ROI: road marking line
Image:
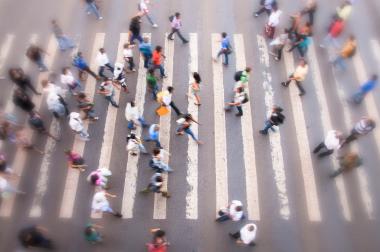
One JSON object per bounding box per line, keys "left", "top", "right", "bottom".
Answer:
{"left": 185, "top": 33, "right": 199, "bottom": 219}
{"left": 309, "top": 43, "right": 351, "bottom": 221}
{"left": 91, "top": 33, "right": 128, "bottom": 219}
{"left": 234, "top": 34, "right": 260, "bottom": 220}
{"left": 0, "top": 35, "right": 58, "bottom": 217}
{"left": 283, "top": 49, "right": 321, "bottom": 221}
{"left": 122, "top": 33, "right": 151, "bottom": 219}
{"left": 257, "top": 35, "right": 288, "bottom": 220}
{"left": 0, "top": 34, "right": 15, "bottom": 74}
{"left": 153, "top": 33, "right": 174, "bottom": 219}
{"left": 60, "top": 33, "right": 105, "bottom": 218}
{"left": 211, "top": 33, "right": 228, "bottom": 214}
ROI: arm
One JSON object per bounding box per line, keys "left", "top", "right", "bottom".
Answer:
{"left": 105, "top": 192, "right": 117, "bottom": 198}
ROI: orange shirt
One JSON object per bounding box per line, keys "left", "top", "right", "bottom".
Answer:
{"left": 152, "top": 50, "right": 161, "bottom": 65}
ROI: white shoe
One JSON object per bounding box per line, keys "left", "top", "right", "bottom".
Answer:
{"left": 153, "top": 24, "right": 158, "bottom": 28}
{"left": 98, "top": 17, "right": 103, "bottom": 20}
{"left": 87, "top": 12, "right": 91, "bottom": 15}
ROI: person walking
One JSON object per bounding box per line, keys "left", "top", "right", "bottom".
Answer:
{"left": 229, "top": 223, "right": 257, "bottom": 246}
{"left": 91, "top": 189, "right": 122, "bottom": 217}
{"left": 341, "top": 117, "right": 376, "bottom": 146}
{"left": 225, "top": 87, "right": 248, "bottom": 117}
{"left": 138, "top": 0, "right": 158, "bottom": 28}
{"left": 64, "top": 149, "right": 87, "bottom": 171}
{"left": 313, "top": 130, "right": 343, "bottom": 158}
{"left": 73, "top": 52, "right": 99, "bottom": 80}
{"left": 87, "top": 167, "right": 112, "bottom": 188}
{"left": 96, "top": 48, "right": 114, "bottom": 79}
{"left": 144, "top": 124, "right": 162, "bottom": 149}
{"left": 97, "top": 79, "right": 120, "bottom": 108}
{"left": 189, "top": 72, "right": 201, "bottom": 105}
{"left": 12, "top": 88, "right": 36, "bottom": 113}
{"left": 216, "top": 200, "right": 244, "bottom": 222}
{"left": 51, "top": 20, "right": 75, "bottom": 51}
{"left": 287, "top": 35, "right": 312, "bottom": 58}
{"left": 69, "top": 112, "right": 90, "bottom": 141}
{"left": 147, "top": 68, "right": 159, "bottom": 99}
{"left": 156, "top": 86, "right": 182, "bottom": 116}
{"left": 113, "top": 62, "right": 128, "bottom": 92}
{"left": 281, "top": 58, "right": 308, "bottom": 96}
{"left": 125, "top": 101, "right": 148, "bottom": 130}
{"left": 167, "top": 12, "right": 188, "bottom": 44}
{"left": 350, "top": 74, "right": 378, "bottom": 104}
{"left": 0, "top": 176, "right": 25, "bottom": 197}
{"left": 146, "top": 228, "right": 170, "bottom": 252}
{"left": 126, "top": 133, "right": 148, "bottom": 156}
{"left": 139, "top": 36, "right": 153, "bottom": 69}
{"left": 61, "top": 67, "right": 83, "bottom": 95}
{"left": 76, "top": 92, "right": 99, "bottom": 121}
{"left": 332, "top": 35, "right": 356, "bottom": 71}
{"left": 84, "top": 223, "right": 103, "bottom": 244}
{"left": 254, "top": 0, "right": 275, "bottom": 17}
{"left": 26, "top": 45, "right": 48, "bottom": 72}
{"left": 129, "top": 14, "right": 143, "bottom": 44}
{"left": 123, "top": 43, "right": 136, "bottom": 72}
{"left": 152, "top": 46, "right": 167, "bottom": 78}
{"left": 214, "top": 32, "right": 232, "bottom": 66}
{"left": 259, "top": 106, "right": 285, "bottom": 135}
{"left": 85, "top": 0, "right": 103, "bottom": 20}
{"left": 269, "top": 31, "right": 289, "bottom": 61}
{"left": 176, "top": 114, "right": 203, "bottom": 144}
{"left": 28, "top": 111, "right": 60, "bottom": 141}
{"left": 264, "top": 3, "right": 282, "bottom": 39}
{"left": 150, "top": 148, "right": 172, "bottom": 172}
{"left": 330, "top": 152, "right": 362, "bottom": 178}
{"left": 46, "top": 88, "right": 69, "bottom": 119}
{"left": 320, "top": 17, "right": 345, "bottom": 49}
{"left": 18, "top": 225, "right": 54, "bottom": 250}
{"left": 8, "top": 68, "right": 41, "bottom": 95}
{"left": 140, "top": 172, "right": 171, "bottom": 198}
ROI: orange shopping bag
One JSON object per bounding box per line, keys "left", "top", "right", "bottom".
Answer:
{"left": 156, "top": 106, "right": 169, "bottom": 116}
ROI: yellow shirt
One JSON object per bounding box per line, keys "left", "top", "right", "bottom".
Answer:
{"left": 337, "top": 5, "right": 352, "bottom": 20}
{"left": 293, "top": 65, "right": 309, "bottom": 82}
{"left": 340, "top": 40, "right": 356, "bottom": 58}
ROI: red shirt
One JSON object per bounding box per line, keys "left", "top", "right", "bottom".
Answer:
{"left": 329, "top": 20, "right": 344, "bottom": 37}
{"left": 152, "top": 51, "right": 161, "bottom": 65}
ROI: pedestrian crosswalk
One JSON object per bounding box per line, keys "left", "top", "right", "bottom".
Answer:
{"left": 0, "top": 32, "right": 380, "bottom": 224}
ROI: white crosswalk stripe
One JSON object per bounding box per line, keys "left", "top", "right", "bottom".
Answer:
{"left": 0, "top": 34, "right": 15, "bottom": 75}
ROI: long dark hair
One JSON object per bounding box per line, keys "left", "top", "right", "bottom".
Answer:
{"left": 193, "top": 72, "right": 201, "bottom": 83}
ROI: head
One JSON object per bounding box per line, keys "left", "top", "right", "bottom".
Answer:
{"left": 41, "top": 79, "right": 49, "bottom": 88}
{"left": 130, "top": 101, "right": 135, "bottom": 107}
{"left": 153, "top": 148, "right": 161, "bottom": 156}
{"left": 77, "top": 51, "right": 83, "bottom": 57}
{"left": 248, "top": 225, "right": 255, "bottom": 232}
{"left": 90, "top": 174, "right": 99, "bottom": 185}
{"left": 155, "top": 175, "right": 163, "bottom": 183}
{"left": 62, "top": 67, "right": 69, "bottom": 75}
{"left": 99, "top": 48, "right": 105, "bottom": 54}
{"left": 348, "top": 34, "right": 355, "bottom": 41}
{"left": 167, "top": 86, "right": 174, "bottom": 93}
{"left": 273, "top": 106, "right": 283, "bottom": 113}
{"left": 154, "top": 125, "right": 160, "bottom": 131}
{"left": 51, "top": 19, "right": 57, "bottom": 25}
{"left": 85, "top": 226, "right": 94, "bottom": 236}
{"left": 8, "top": 68, "right": 20, "bottom": 78}
{"left": 193, "top": 72, "right": 201, "bottom": 83}
{"left": 64, "top": 149, "right": 72, "bottom": 155}
{"left": 143, "top": 37, "right": 150, "bottom": 43}
{"left": 175, "top": 12, "right": 180, "bottom": 18}
{"left": 272, "top": 2, "right": 278, "bottom": 11}
{"left": 237, "top": 87, "right": 244, "bottom": 93}
{"left": 148, "top": 68, "right": 155, "bottom": 75}
{"left": 123, "top": 43, "right": 130, "bottom": 49}
{"left": 370, "top": 74, "right": 378, "bottom": 81}
{"left": 245, "top": 67, "right": 252, "bottom": 73}
{"left": 362, "top": 118, "right": 376, "bottom": 128}
{"left": 235, "top": 205, "right": 243, "bottom": 212}
{"left": 155, "top": 45, "right": 162, "bottom": 53}
{"left": 221, "top": 32, "right": 227, "bottom": 38}
{"left": 299, "top": 59, "right": 307, "bottom": 66}
{"left": 78, "top": 92, "right": 86, "bottom": 99}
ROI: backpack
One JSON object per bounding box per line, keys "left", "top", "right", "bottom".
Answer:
{"left": 169, "top": 15, "right": 174, "bottom": 22}
{"left": 234, "top": 71, "right": 243, "bottom": 82}
{"left": 28, "top": 116, "right": 44, "bottom": 130}
{"left": 149, "top": 159, "right": 163, "bottom": 172}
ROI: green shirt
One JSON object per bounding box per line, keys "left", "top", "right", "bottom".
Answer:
{"left": 240, "top": 71, "right": 249, "bottom": 83}
{"left": 147, "top": 73, "right": 157, "bottom": 89}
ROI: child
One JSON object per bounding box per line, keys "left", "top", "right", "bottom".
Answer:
{"left": 123, "top": 43, "right": 136, "bottom": 72}
{"left": 113, "top": 62, "right": 128, "bottom": 93}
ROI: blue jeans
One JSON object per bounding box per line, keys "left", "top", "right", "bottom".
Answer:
{"left": 151, "top": 85, "right": 159, "bottom": 100}
{"left": 351, "top": 90, "right": 366, "bottom": 104}
{"left": 127, "top": 117, "right": 148, "bottom": 129}
{"left": 333, "top": 55, "right": 347, "bottom": 71}
{"left": 217, "top": 49, "right": 229, "bottom": 65}
{"left": 261, "top": 120, "right": 276, "bottom": 134}
{"left": 105, "top": 94, "right": 118, "bottom": 107}
{"left": 153, "top": 64, "right": 165, "bottom": 78}
{"left": 144, "top": 137, "right": 162, "bottom": 149}
{"left": 143, "top": 54, "right": 152, "bottom": 69}
{"left": 68, "top": 81, "right": 83, "bottom": 95}
{"left": 86, "top": 3, "right": 101, "bottom": 19}
{"left": 57, "top": 36, "right": 75, "bottom": 51}
{"left": 130, "top": 34, "right": 143, "bottom": 44}
{"left": 183, "top": 127, "right": 198, "bottom": 141}
{"left": 35, "top": 58, "right": 48, "bottom": 71}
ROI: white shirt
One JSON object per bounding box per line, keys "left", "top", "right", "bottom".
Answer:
{"left": 43, "top": 82, "right": 64, "bottom": 96}
{"left": 229, "top": 200, "right": 243, "bottom": 221}
{"left": 69, "top": 112, "right": 84, "bottom": 132}
{"left": 161, "top": 91, "right": 172, "bottom": 106}
{"left": 240, "top": 224, "right": 257, "bottom": 245}
{"left": 60, "top": 71, "right": 75, "bottom": 86}
{"left": 46, "top": 92, "right": 61, "bottom": 111}
{"left": 324, "top": 130, "right": 341, "bottom": 150}
{"left": 0, "top": 176, "right": 7, "bottom": 191}
{"left": 139, "top": 0, "right": 149, "bottom": 13}
{"left": 171, "top": 16, "right": 182, "bottom": 29}
{"left": 123, "top": 48, "right": 133, "bottom": 58}
{"left": 96, "top": 52, "right": 110, "bottom": 66}
{"left": 91, "top": 191, "right": 110, "bottom": 211}
{"left": 268, "top": 10, "right": 282, "bottom": 27}
{"left": 125, "top": 103, "right": 140, "bottom": 122}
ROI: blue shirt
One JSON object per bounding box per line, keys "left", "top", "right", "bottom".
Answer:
{"left": 73, "top": 56, "right": 88, "bottom": 69}
{"left": 361, "top": 79, "right": 377, "bottom": 93}
{"left": 149, "top": 124, "right": 159, "bottom": 140}
{"left": 139, "top": 42, "right": 152, "bottom": 56}
{"left": 221, "top": 37, "right": 230, "bottom": 50}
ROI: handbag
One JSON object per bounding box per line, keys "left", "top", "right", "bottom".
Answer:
{"left": 156, "top": 106, "right": 169, "bottom": 116}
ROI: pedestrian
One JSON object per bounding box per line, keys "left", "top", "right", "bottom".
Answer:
{"left": 126, "top": 133, "right": 148, "bottom": 156}
{"left": 341, "top": 117, "right": 376, "bottom": 146}
{"left": 146, "top": 228, "right": 170, "bottom": 252}
{"left": 46, "top": 89, "right": 69, "bottom": 119}
{"left": 61, "top": 67, "right": 83, "bottom": 95}
{"left": 281, "top": 58, "right": 308, "bottom": 96}
{"left": 254, "top": 0, "right": 275, "bottom": 17}
{"left": 69, "top": 112, "right": 90, "bottom": 141}
{"left": 225, "top": 87, "right": 249, "bottom": 117}
{"left": 85, "top": 0, "right": 103, "bottom": 20}
{"left": 176, "top": 113, "right": 203, "bottom": 144}
{"left": 8, "top": 67, "right": 41, "bottom": 95}
{"left": 214, "top": 32, "right": 232, "bottom": 66}
{"left": 216, "top": 200, "right": 244, "bottom": 222}
{"left": 269, "top": 31, "right": 289, "bottom": 61}
{"left": 64, "top": 149, "right": 87, "bottom": 171}
{"left": 84, "top": 223, "right": 103, "bottom": 244}
{"left": 144, "top": 124, "right": 162, "bottom": 149}
{"left": 189, "top": 72, "right": 201, "bottom": 105}
{"left": 73, "top": 52, "right": 99, "bottom": 80}
{"left": 12, "top": 88, "right": 35, "bottom": 113}
{"left": 156, "top": 86, "right": 182, "bottom": 116}
{"left": 147, "top": 68, "right": 159, "bottom": 100}
{"left": 320, "top": 17, "right": 345, "bottom": 49}
{"left": 18, "top": 225, "right": 54, "bottom": 250}
{"left": 0, "top": 176, "right": 25, "bottom": 197}
{"left": 87, "top": 167, "right": 112, "bottom": 188}
{"left": 123, "top": 43, "right": 136, "bottom": 72}
{"left": 113, "top": 62, "right": 128, "bottom": 92}
{"left": 313, "top": 130, "right": 343, "bottom": 158}
{"left": 287, "top": 35, "right": 311, "bottom": 58}
{"left": 301, "top": 0, "right": 317, "bottom": 25}
{"left": 129, "top": 14, "right": 143, "bottom": 44}
{"left": 229, "top": 223, "right": 257, "bottom": 246}
{"left": 51, "top": 20, "right": 75, "bottom": 51}
{"left": 167, "top": 12, "right": 188, "bottom": 44}
{"left": 28, "top": 111, "right": 60, "bottom": 141}
{"left": 150, "top": 148, "right": 172, "bottom": 173}
{"left": 350, "top": 74, "right": 378, "bottom": 104}
{"left": 336, "top": 1, "right": 353, "bottom": 21}
{"left": 330, "top": 152, "right": 362, "bottom": 178}
{"left": 96, "top": 48, "right": 114, "bottom": 79}
{"left": 140, "top": 172, "right": 171, "bottom": 198}
{"left": 152, "top": 46, "right": 167, "bottom": 78}
{"left": 332, "top": 35, "right": 356, "bottom": 71}
{"left": 125, "top": 101, "right": 148, "bottom": 130}
{"left": 76, "top": 92, "right": 99, "bottom": 121}
{"left": 138, "top": 0, "right": 158, "bottom": 28}
{"left": 234, "top": 67, "right": 252, "bottom": 88}
{"left": 26, "top": 45, "right": 48, "bottom": 72}
{"left": 139, "top": 37, "right": 153, "bottom": 69}
{"left": 259, "top": 106, "right": 285, "bottom": 135}
{"left": 91, "top": 189, "right": 123, "bottom": 217}
{"left": 264, "top": 3, "right": 282, "bottom": 39}
{"left": 97, "top": 78, "right": 120, "bottom": 108}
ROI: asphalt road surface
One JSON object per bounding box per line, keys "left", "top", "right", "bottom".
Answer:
{"left": 0, "top": 0, "right": 380, "bottom": 251}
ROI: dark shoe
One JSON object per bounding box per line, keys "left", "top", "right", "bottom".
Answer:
{"left": 299, "top": 92, "right": 305, "bottom": 96}
{"left": 235, "top": 113, "right": 243, "bottom": 117}
{"left": 167, "top": 37, "right": 174, "bottom": 41}
{"left": 259, "top": 130, "right": 268, "bottom": 135}
{"left": 113, "top": 212, "right": 122, "bottom": 218}
{"left": 281, "top": 82, "right": 288, "bottom": 87}
{"left": 254, "top": 12, "right": 259, "bottom": 17}
{"left": 183, "top": 40, "right": 189, "bottom": 44}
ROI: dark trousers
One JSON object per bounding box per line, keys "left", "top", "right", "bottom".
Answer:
{"left": 170, "top": 101, "right": 181, "bottom": 116}
{"left": 313, "top": 142, "right": 334, "bottom": 158}
{"left": 143, "top": 54, "right": 152, "bottom": 69}
{"left": 81, "top": 66, "right": 98, "bottom": 79}
{"left": 256, "top": 6, "right": 271, "bottom": 16}
{"left": 217, "top": 49, "right": 229, "bottom": 65}
{"left": 276, "top": 45, "right": 283, "bottom": 60}
{"left": 130, "top": 34, "right": 143, "bottom": 44}
{"left": 98, "top": 63, "right": 114, "bottom": 79}
{"left": 168, "top": 28, "right": 188, "bottom": 43}
{"left": 342, "top": 130, "right": 360, "bottom": 147}
{"left": 284, "top": 76, "right": 306, "bottom": 95}
{"left": 126, "top": 57, "right": 135, "bottom": 70}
